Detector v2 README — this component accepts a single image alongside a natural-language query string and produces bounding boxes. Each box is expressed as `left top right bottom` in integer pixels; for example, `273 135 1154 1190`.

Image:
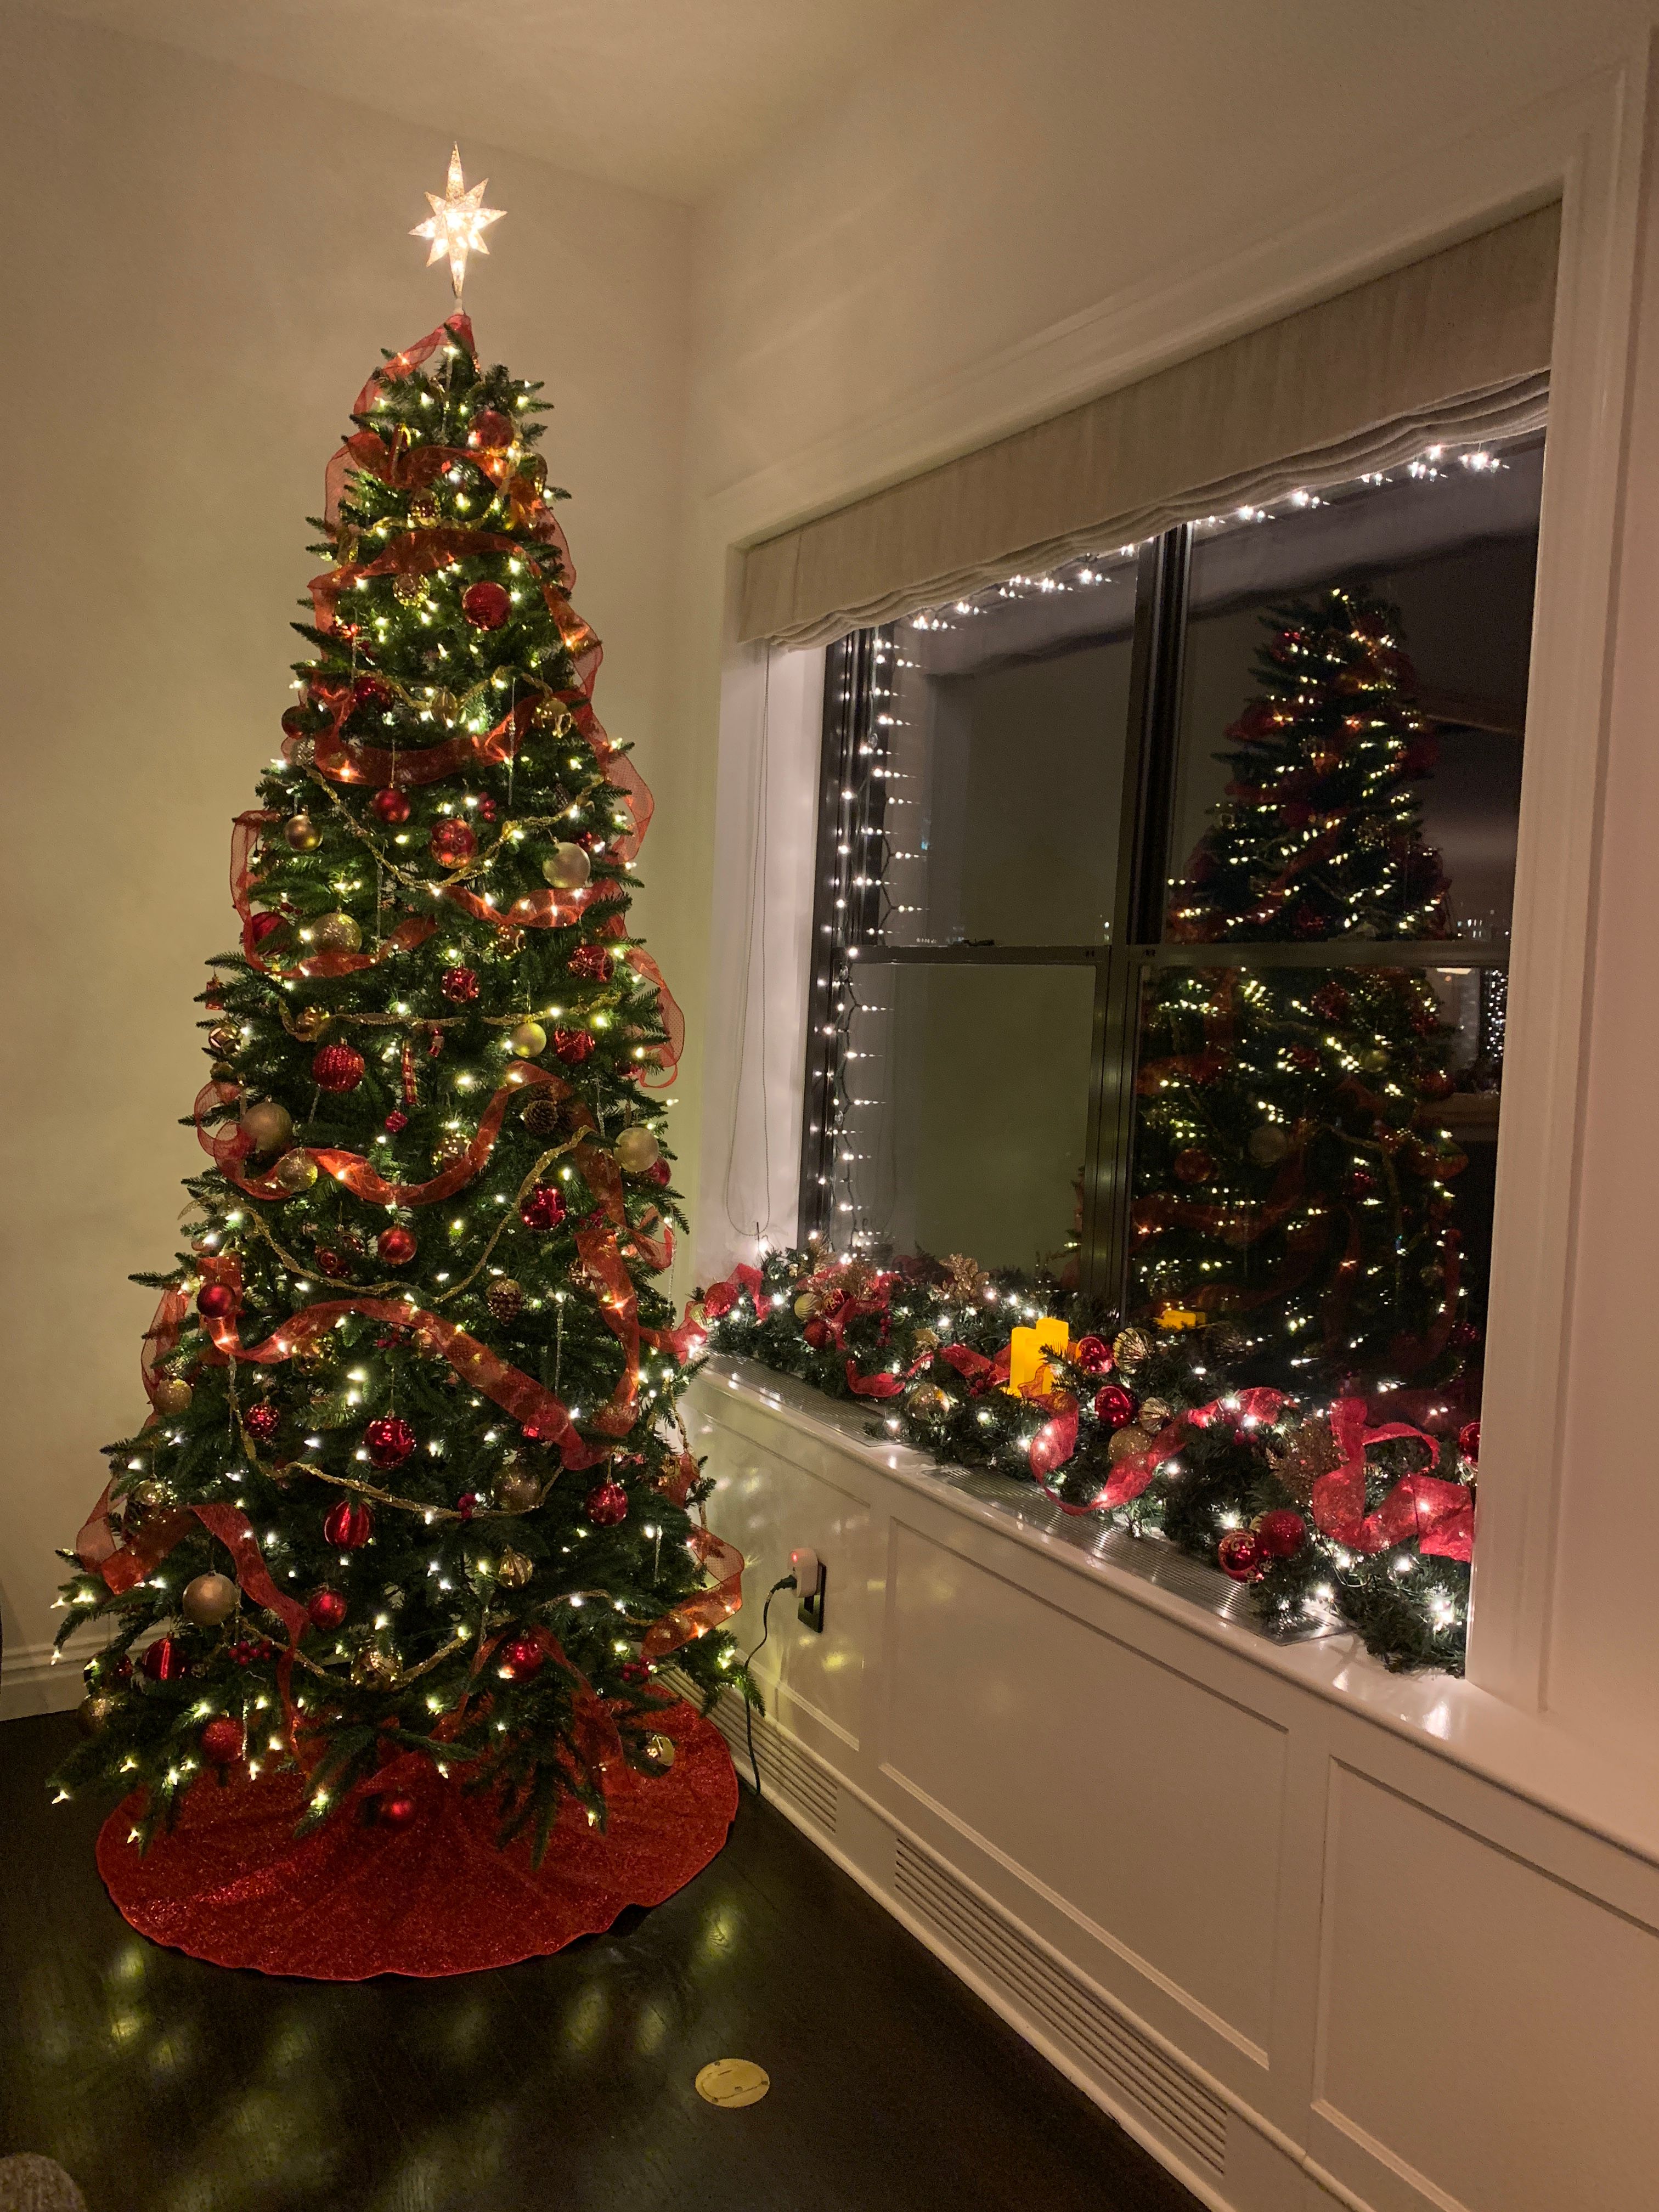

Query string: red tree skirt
96 1703 737 1979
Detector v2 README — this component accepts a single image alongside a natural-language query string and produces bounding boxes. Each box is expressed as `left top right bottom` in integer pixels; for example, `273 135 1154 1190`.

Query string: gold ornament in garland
905 1383 952 1424
1266 1415 1343 1504
943 1252 988 1299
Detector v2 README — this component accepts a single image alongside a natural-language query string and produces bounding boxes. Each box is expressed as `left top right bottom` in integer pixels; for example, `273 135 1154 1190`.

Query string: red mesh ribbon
321 313 479 527
142 1283 191 1408
1311 1397 1475 1560
639 1529 746 1663
226 1060 558 1209
95 1702 736 1980
939 1341 1012 1392
189 1255 606 1472
1029 1390 1080 1480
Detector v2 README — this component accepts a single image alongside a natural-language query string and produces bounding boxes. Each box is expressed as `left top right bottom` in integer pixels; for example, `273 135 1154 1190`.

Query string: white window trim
687 54 1648 1725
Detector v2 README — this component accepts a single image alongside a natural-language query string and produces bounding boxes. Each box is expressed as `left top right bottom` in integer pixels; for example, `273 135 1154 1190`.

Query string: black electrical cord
742 1575 796 1800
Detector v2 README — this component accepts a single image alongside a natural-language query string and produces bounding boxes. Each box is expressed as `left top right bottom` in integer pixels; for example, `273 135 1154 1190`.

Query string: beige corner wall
0 5 692 1700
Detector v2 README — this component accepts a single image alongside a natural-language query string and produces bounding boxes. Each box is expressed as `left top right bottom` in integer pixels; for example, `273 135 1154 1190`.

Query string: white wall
0 5 692 1707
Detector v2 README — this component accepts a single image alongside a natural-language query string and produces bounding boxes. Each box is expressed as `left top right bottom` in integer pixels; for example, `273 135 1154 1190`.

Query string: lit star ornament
411 145 504 300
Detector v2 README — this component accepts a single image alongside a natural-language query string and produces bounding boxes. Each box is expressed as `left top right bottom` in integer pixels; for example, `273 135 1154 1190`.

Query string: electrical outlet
790 1547 826 1633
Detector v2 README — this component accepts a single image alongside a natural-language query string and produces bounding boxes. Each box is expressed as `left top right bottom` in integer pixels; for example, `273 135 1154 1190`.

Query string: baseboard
2 1638 90 1723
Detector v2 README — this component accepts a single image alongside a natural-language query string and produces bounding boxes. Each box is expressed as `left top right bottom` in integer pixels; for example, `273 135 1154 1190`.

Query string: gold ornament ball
542 842 592 890
274 1148 319 1195
432 1130 471 1170
509 1020 548 1058
153 1377 193 1417
495 1547 534 1590
312 912 362 954
239 1099 294 1156
293 1005 331 1043
284 813 323 853
1136 1397 1172 1434
906 1383 952 1423
392 571 426 607
1248 1124 1291 1167
640 1732 676 1774
486 1278 524 1323
77 1693 118 1736
130 1478 172 1509
493 1468 541 1514
210 1060 238 1084
352 1646 400 1688
793 1292 817 1321
429 686 459 723
614 1125 661 1176
207 1024 239 1058
409 494 439 528
1111 1328 1150 1371
182 1572 239 1627
1107 1428 1147 1465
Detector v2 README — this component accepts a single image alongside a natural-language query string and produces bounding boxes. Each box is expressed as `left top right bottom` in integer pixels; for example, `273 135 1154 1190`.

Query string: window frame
798 522 1515 1305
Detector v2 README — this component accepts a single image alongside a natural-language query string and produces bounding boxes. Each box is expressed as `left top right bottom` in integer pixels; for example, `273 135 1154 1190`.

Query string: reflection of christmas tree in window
1133 589 1476 1393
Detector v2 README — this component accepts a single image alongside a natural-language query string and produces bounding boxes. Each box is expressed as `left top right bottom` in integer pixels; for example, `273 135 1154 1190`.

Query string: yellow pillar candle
1006 1317 1069 1395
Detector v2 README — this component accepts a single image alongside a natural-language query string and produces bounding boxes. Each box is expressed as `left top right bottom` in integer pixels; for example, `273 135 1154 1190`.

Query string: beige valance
739 203 1559 648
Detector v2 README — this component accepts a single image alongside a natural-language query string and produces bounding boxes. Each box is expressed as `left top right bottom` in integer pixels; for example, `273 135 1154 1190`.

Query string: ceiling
27 0 934 202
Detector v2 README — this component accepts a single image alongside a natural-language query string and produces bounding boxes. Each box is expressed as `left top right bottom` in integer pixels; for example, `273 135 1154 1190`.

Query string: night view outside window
800 441 1538 1432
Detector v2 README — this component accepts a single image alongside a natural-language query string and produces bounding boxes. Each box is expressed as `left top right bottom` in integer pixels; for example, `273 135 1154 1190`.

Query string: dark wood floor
1 1712 1200 2212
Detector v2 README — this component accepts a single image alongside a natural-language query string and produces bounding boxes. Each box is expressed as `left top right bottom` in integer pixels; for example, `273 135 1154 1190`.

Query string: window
800 439 1539 1419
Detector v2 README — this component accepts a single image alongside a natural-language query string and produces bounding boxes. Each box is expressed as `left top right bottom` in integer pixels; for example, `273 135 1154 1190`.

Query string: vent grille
662 1673 838 1833
894 1837 1227 2174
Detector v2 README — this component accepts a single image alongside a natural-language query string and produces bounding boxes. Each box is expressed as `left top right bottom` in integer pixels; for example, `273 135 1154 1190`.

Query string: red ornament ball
385 1109 409 1133
1173 1147 1213 1185
430 817 477 867
280 706 311 740
568 944 614 982
1093 1384 1138 1430
649 1159 672 1186
498 1635 545 1682
441 966 479 1005
519 1184 567 1232
376 1792 417 1829
376 1226 417 1267
461 580 512 630
201 1718 245 1765
249 911 286 947
1217 1530 1265 1582
552 1028 595 1064
196 1283 236 1319
1311 981 1350 1020
1417 1069 1455 1100
803 1319 829 1349
323 1498 375 1548
1071 1335 1113 1375
142 1635 186 1683
585 1480 629 1528
364 1416 416 1470
314 1249 349 1280
312 1043 365 1093
1254 1508 1307 1560
469 408 515 450
307 1587 348 1632
1459 1419 1481 1464
371 787 411 826
352 675 393 710
244 1403 281 1446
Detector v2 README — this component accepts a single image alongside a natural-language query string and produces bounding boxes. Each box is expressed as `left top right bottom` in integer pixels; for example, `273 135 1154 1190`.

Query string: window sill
697 1352 1659 1871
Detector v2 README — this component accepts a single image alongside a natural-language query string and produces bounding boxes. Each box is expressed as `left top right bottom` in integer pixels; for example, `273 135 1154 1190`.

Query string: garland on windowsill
693 1246 1478 1675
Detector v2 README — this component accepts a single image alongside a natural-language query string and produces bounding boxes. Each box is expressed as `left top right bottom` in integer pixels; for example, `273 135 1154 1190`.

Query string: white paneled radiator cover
688 1359 1659 2212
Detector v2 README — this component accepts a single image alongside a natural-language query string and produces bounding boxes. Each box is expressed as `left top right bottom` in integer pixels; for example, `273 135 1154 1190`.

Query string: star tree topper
412 145 504 300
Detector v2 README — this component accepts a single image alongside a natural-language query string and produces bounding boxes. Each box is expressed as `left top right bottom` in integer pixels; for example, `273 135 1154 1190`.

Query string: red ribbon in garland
1310 1397 1474 1560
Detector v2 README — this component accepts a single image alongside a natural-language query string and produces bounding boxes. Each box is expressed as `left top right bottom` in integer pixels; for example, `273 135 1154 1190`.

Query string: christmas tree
52 303 740 1856
1133 588 1474 1396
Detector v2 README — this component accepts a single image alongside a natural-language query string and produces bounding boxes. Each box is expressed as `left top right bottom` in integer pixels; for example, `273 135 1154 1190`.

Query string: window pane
866 554 1138 947
827 961 1096 1271
1131 960 1498 1421
1166 444 1539 951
